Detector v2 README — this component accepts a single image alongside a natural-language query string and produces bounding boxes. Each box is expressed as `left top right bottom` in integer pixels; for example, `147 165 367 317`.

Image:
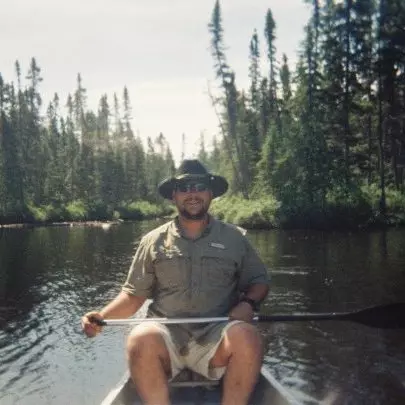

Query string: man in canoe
82 159 270 405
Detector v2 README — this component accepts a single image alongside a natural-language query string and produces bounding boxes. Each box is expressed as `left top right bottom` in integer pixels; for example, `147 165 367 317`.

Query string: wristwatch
239 296 260 312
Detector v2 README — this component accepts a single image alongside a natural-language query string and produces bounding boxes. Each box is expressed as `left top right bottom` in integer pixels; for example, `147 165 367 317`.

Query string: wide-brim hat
158 159 228 200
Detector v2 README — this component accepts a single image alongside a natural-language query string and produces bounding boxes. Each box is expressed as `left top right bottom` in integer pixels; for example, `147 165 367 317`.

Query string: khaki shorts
129 320 242 380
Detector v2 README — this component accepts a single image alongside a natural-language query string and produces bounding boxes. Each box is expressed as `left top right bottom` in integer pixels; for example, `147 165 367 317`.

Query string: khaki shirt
122 216 269 348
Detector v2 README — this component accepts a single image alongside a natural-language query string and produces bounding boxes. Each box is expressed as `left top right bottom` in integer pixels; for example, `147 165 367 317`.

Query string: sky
1 0 311 163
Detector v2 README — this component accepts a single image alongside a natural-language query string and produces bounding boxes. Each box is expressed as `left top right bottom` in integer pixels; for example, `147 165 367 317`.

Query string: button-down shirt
122 216 269 347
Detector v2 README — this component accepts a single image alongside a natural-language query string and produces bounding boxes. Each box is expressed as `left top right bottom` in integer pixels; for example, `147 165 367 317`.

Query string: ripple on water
270 266 315 276
0 319 54 400
1 225 405 405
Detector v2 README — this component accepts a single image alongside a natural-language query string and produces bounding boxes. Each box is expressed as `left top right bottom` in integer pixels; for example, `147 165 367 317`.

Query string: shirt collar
171 215 215 239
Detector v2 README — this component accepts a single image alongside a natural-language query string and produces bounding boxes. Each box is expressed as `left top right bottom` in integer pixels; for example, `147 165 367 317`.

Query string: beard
178 199 209 220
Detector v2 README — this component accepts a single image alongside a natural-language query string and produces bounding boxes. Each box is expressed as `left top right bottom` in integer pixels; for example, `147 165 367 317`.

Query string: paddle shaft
97 312 348 326
91 302 405 329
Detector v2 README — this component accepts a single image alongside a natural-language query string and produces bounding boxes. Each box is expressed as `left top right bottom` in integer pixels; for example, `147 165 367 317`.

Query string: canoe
100 366 301 405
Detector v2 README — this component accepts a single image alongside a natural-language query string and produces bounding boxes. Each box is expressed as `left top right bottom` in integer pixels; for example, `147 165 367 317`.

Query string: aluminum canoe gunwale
100 366 302 405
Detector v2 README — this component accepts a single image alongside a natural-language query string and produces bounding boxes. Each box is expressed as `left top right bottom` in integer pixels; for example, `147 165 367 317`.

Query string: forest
0 0 404 229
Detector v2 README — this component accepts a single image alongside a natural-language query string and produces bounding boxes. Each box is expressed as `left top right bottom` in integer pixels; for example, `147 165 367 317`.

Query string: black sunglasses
175 182 210 193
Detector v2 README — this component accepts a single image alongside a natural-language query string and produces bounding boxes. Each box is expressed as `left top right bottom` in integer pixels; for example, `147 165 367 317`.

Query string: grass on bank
115 200 174 220
211 195 280 229
1 186 404 229
0 199 174 225
211 186 405 229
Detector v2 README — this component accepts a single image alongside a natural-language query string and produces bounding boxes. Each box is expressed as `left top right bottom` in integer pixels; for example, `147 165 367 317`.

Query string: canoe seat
170 368 220 388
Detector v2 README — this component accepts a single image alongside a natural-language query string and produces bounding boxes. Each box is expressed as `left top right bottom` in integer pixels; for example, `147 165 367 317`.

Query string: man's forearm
100 291 147 319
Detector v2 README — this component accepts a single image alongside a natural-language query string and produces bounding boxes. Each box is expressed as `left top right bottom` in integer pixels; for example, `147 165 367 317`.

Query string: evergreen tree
197 132 209 166
24 57 45 204
45 93 64 203
247 30 262 168
1 83 24 211
208 0 248 197
65 93 80 200
377 0 405 197
264 9 278 125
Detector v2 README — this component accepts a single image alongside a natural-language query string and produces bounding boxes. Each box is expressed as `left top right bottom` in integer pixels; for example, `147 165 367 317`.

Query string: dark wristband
239 297 260 312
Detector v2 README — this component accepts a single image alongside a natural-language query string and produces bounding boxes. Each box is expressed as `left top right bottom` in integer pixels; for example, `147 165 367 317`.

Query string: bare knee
126 325 170 365
225 323 263 355
126 325 173 395
212 323 263 367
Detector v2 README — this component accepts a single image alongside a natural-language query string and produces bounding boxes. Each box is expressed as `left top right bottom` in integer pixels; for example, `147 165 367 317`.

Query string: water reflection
0 224 404 404
253 229 405 405
0 222 155 405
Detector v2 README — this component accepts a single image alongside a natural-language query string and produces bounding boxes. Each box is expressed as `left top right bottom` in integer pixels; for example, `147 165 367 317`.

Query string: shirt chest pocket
201 252 237 288
154 251 189 288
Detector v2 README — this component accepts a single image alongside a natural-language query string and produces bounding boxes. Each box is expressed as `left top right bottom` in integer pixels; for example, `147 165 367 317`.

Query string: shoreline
1 216 403 231
0 219 123 229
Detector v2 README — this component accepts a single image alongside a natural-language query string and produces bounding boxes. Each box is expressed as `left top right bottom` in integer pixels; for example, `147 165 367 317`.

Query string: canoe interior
102 368 296 405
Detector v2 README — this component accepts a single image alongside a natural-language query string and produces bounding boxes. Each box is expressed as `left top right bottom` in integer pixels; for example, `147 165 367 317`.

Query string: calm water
0 222 404 405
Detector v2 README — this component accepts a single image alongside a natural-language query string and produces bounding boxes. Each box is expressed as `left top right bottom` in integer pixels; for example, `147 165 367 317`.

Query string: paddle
90 302 405 329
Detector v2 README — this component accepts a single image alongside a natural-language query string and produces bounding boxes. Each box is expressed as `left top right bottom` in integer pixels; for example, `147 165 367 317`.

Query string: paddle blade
350 302 405 329
257 302 405 329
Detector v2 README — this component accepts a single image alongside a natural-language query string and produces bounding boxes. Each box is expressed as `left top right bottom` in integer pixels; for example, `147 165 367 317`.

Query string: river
0 221 404 404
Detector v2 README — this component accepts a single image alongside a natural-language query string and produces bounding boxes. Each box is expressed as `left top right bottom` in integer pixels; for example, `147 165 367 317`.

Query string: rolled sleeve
122 237 155 298
238 238 270 291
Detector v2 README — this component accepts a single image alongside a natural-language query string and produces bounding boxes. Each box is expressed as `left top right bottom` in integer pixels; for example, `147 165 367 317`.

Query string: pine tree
351 0 376 185
264 9 278 125
45 93 64 203
25 57 45 204
247 30 262 167
377 0 405 193
197 132 209 166
262 9 282 177
65 93 80 200
208 0 248 197
0 74 5 215
1 83 24 211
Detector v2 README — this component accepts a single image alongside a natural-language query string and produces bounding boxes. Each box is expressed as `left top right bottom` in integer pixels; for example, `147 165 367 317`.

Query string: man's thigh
185 320 243 380
209 321 261 368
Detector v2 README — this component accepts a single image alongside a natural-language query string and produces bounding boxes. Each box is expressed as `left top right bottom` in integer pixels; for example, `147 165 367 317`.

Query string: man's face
172 181 213 220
